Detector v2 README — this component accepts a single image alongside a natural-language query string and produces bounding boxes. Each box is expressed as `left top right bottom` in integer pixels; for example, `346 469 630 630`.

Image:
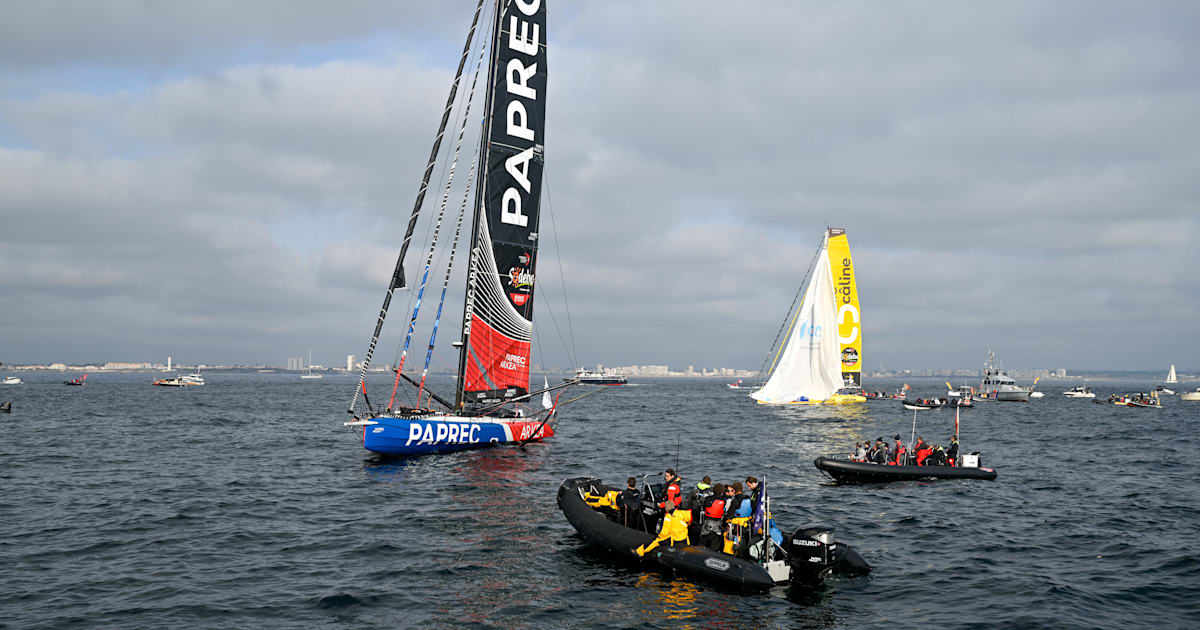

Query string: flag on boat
751 476 768 534
542 377 552 410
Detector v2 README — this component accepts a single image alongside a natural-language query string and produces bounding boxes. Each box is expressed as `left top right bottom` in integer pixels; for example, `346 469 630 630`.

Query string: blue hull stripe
361 416 544 455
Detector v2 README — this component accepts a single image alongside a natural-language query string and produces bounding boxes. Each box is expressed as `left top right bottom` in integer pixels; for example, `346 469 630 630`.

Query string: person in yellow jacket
635 502 691 557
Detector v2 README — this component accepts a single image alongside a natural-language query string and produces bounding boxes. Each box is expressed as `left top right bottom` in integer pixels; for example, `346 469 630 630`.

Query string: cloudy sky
2 0 1197 373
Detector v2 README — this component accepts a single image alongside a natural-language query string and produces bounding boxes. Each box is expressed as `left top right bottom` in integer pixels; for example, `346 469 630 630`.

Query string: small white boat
726 379 746 389
1181 389 1200 401
1029 391 1044 398
1166 364 1178 384
154 372 204 387
1 376 21 385
1063 385 1095 398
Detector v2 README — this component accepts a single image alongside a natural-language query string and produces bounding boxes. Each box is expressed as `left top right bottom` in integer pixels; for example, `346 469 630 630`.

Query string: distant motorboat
978 352 1032 402
63 374 87 386
1063 385 1095 398
1 376 21 385
565 368 627 386
726 379 746 389
1030 391 1045 398
1154 385 1175 396
154 372 204 387
1181 389 1200 401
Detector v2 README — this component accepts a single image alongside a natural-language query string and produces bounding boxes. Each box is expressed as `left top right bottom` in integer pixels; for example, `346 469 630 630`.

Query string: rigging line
541 169 578 367
531 277 573 376
387 18 490 411
417 120 481 406
519 386 610 446
756 232 826 382
391 0 491 372
349 0 487 415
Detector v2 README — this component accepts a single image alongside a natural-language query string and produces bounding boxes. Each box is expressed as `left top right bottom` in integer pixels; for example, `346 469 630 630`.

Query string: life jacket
722 516 751 555
584 490 620 509
703 497 726 519
659 478 682 509
726 495 752 519
915 448 932 465
687 484 712 511
894 445 906 465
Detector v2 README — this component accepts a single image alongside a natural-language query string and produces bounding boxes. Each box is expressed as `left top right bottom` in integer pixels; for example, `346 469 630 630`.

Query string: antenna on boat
674 432 680 473
909 409 918 463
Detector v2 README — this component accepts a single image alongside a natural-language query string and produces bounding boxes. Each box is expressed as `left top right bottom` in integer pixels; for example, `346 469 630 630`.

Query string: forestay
751 236 844 404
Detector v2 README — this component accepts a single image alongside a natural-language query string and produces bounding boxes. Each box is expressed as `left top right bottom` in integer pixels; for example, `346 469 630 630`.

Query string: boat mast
455 0 505 410
348 0 487 415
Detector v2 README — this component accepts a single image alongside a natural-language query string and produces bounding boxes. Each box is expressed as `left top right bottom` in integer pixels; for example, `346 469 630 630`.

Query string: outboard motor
785 525 836 586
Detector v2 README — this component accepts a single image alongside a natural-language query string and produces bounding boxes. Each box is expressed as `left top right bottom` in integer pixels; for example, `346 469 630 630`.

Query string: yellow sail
826 228 861 387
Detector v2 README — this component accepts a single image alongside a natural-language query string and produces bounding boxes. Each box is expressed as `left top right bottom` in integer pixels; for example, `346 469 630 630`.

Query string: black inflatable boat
814 456 997 484
557 477 870 591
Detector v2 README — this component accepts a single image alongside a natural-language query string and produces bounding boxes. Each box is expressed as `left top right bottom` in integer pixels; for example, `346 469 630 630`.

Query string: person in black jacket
869 439 887 464
616 477 642 529
946 436 960 466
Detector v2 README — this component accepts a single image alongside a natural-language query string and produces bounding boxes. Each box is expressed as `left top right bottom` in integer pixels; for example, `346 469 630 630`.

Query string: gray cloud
1 1 1197 372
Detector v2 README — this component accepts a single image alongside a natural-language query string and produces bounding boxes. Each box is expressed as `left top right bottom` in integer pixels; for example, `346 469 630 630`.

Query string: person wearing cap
635 500 691 557
866 440 882 464
892 435 906 465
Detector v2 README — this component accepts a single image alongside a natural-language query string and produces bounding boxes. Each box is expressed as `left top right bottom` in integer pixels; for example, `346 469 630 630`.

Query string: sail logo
406 421 482 446
841 347 859 367
508 267 535 289
500 352 527 371
500 0 543 229
836 258 860 345
798 321 822 339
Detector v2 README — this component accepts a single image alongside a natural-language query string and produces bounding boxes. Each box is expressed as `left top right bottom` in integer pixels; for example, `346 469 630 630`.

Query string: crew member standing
658 469 683 510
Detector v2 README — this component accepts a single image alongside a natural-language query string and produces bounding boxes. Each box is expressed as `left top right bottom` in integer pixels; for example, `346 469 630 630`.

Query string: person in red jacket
913 436 932 465
892 436 907 465
698 483 727 550
658 468 682 510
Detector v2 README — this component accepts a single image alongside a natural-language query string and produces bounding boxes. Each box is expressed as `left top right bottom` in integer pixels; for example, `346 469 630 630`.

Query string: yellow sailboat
752 228 865 405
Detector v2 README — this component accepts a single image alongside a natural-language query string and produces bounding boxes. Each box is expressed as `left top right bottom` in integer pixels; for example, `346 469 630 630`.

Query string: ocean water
2 374 1198 629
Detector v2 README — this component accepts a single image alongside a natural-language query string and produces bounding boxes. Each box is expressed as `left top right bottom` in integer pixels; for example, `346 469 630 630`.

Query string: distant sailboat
1166 365 1178 384
301 349 323 379
751 228 865 405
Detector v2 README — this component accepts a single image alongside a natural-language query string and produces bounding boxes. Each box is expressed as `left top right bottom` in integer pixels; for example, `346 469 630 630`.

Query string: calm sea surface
2 374 1198 629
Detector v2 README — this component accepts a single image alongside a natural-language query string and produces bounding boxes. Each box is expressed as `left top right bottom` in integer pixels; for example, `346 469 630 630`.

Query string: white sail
1166 365 1178 384
751 238 843 404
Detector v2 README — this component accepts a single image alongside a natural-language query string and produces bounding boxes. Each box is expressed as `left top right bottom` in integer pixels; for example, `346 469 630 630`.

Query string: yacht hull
357 414 553 455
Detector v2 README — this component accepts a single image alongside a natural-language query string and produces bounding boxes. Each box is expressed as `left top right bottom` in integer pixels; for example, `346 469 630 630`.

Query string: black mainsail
457 0 548 408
